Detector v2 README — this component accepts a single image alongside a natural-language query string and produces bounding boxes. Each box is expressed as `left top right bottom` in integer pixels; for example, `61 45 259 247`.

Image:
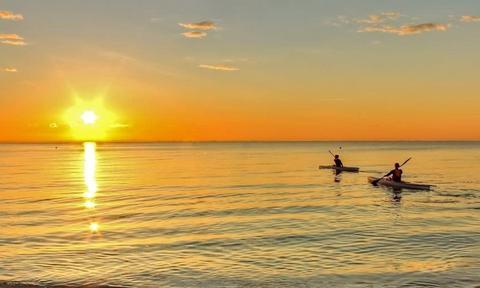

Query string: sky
1 0 479 142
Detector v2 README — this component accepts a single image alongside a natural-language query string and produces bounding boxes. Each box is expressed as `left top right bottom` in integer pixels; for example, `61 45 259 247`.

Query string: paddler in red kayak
383 163 403 182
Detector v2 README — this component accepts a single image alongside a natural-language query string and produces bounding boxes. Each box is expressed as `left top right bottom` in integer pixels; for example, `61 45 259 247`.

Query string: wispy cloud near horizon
3 67 18 72
334 12 452 37
0 34 23 40
198 64 239 72
359 23 449 36
0 10 23 21
182 31 207 39
179 21 217 30
1 39 27 46
461 15 480 22
356 12 400 24
0 34 27 45
179 20 217 39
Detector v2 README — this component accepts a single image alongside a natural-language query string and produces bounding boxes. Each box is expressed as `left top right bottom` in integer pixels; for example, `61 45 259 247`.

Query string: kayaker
383 163 403 182
334 155 343 168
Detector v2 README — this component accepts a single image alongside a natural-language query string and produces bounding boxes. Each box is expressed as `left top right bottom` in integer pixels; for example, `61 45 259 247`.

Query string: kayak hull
368 177 432 190
319 165 359 172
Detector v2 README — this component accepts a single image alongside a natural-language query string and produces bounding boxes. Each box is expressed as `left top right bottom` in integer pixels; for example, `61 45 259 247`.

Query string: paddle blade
371 177 383 186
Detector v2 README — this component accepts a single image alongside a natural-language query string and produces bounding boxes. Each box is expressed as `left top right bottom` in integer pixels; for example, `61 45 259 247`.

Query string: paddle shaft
399 157 412 168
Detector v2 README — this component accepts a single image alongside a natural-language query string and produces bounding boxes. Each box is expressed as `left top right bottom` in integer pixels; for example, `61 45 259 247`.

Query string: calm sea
0 142 479 288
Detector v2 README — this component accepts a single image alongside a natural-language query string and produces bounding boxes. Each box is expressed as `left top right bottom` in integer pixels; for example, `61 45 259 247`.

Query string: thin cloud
461 15 480 22
0 34 27 45
359 23 449 36
399 23 449 35
179 21 216 30
3 67 17 72
356 12 400 24
1 39 27 46
0 34 23 40
0 10 23 21
198 64 239 72
182 31 207 39
343 12 453 37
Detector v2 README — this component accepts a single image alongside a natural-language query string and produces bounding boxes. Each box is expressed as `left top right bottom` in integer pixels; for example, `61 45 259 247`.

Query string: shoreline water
1 142 479 287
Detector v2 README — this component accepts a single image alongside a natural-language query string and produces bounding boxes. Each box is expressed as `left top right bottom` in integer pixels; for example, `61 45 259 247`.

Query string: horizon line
1 139 479 144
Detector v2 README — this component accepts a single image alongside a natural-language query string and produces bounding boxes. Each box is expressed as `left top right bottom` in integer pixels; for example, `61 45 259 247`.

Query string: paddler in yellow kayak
334 155 344 168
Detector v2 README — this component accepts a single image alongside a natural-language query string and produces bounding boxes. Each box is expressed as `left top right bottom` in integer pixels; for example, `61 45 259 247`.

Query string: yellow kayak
319 165 359 172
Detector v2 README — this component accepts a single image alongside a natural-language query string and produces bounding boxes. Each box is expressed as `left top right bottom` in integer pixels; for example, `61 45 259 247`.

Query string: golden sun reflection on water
83 142 97 199
89 222 100 233
83 142 100 233
84 200 96 209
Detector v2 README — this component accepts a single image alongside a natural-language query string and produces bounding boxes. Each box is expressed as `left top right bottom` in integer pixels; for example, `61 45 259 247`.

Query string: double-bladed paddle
371 157 412 186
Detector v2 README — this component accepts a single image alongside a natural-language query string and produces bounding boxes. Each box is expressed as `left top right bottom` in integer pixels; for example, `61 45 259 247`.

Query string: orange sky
1 1 480 142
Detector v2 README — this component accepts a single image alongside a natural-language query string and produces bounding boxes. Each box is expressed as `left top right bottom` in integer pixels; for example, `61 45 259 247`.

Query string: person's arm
339 160 344 167
383 170 393 178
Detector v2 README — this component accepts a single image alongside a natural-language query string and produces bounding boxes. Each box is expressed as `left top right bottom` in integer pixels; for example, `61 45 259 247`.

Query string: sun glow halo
64 98 118 141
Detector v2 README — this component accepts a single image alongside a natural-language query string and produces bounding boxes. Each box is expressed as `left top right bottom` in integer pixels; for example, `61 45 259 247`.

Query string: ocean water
0 142 479 288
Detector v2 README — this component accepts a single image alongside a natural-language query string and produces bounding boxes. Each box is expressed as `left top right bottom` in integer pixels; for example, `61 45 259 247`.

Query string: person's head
394 163 400 169
334 155 339 159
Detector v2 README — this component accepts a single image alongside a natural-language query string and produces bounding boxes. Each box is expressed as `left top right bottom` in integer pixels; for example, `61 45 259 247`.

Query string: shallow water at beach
0 142 479 288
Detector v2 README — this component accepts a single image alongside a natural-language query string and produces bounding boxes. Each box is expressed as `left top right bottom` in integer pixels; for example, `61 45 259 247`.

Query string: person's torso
392 169 403 181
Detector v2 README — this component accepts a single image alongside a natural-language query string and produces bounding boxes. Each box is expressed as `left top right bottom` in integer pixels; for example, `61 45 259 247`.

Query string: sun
64 97 118 141
81 110 98 125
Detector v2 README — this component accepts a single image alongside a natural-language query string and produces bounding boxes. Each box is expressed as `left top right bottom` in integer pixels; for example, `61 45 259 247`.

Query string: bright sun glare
81 110 98 125
64 98 118 141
